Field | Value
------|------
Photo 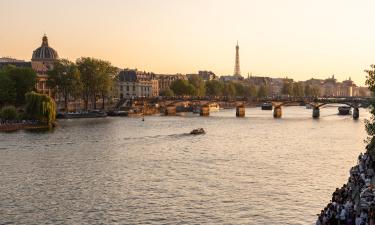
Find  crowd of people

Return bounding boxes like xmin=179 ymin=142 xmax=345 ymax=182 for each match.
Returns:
xmin=317 ymin=152 xmax=375 ymax=225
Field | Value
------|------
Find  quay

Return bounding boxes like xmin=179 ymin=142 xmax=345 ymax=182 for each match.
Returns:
xmin=317 ymin=150 xmax=375 ymax=224
xmin=0 ymin=122 xmax=53 ymax=132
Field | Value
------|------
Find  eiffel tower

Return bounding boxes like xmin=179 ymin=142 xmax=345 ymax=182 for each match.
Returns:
xmin=234 ymin=41 xmax=241 ymax=77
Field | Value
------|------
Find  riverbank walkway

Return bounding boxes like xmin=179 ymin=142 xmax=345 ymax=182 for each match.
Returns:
xmin=317 ymin=152 xmax=375 ymax=225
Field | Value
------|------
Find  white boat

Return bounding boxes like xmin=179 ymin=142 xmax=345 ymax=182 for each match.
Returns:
xmin=208 ymin=103 xmax=220 ymax=112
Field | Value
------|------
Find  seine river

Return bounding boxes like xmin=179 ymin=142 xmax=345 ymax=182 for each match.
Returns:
xmin=0 ymin=106 xmax=370 ymax=224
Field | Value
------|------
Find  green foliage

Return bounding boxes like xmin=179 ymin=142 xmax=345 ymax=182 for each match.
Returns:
xmin=170 ymin=79 xmax=195 ymax=96
xmin=223 ymin=82 xmax=236 ymax=97
xmin=76 ymin=57 xmax=117 ymax=109
xmin=304 ymin=85 xmax=312 ymax=97
xmin=281 ymin=81 xmax=293 ymax=96
xmin=0 ymin=106 xmax=18 ymax=120
xmin=292 ymin=83 xmax=304 ymax=97
xmin=244 ymin=84 xmax=257 ymax=97
xmin=1 ymin=66 xmax=36 ymax=105
xmin=257 ymin=85 xmax=269 ymax=98
xmin=311 ymin=86 xmax=321 ymax=97
xmin=365 ymin=65 xmax=375 ymax=156
xmin=47 ymin=59 xmax=81 ymax=111
xmin=160 ymin=88 xmax=174 ymax=97
xmin=25 ymin=91 xmax=56 ymax=125
xmin=188 ymin=74 xmax=206 ymax=96
xmin=234 ymin=83 xmax=245 ymax=96
xmin=0 ymin=71 xmax=16 ymax=106
xmin=205 ymin=80 xmax=224 ymax=96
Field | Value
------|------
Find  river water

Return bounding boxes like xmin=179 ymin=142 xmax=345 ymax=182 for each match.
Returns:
xmin=0 ymin=106 xmax=370 ymax=224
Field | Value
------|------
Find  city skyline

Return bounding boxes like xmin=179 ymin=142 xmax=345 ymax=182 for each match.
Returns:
xmin=1 ymin=0 xmax=375 ymax=85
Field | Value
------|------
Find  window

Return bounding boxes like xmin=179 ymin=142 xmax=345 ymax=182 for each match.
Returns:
xmin=126 ymin=85 xmax=129 ymax=91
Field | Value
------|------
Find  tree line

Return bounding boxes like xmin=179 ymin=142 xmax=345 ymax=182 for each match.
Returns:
xmin=161 ymin=75 xmax=321 ymax=98
xmin=0 ymin=57 xmax=117 ymax=116
xmin=47 ymin=57 xmax=117 ymax=111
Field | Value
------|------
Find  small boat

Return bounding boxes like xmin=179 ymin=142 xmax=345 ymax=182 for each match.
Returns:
xmin=208 ymin=103 xmax=220 ymax=112
xmin=261 ymin=102 xmax=273 ymax=110
xmin=338 ymin=106 xmax=352 ymax=115
xmin=108 ymin=110 xmax=128 ymax=117
xmin=190 ymin=128 xmax=205 ymax=135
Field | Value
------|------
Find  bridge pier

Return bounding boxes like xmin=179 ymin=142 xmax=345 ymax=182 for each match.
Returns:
xmin=353 ymin=107 xmax=359 ymax=120
xmin=273 ymin=106 xmax=282 ymax=118
xmin=200 ymin=105 xmax=210 ymax=116
xmin=165 ymin=106 xmax=176 ymax=116
xmin=236 ymin=105 xmax=245 ymax=117
xmin=312 ymin=107 xmax=320 ymax=119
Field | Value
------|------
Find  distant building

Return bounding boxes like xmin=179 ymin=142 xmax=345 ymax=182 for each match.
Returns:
xmin=220 ymin=75 xmax=243 ymax=82
xmin=246 ymin=76 xmax=272 ymax=86
xmin=117 ymin=69 xmax=159 ymax=98
xmin=31 ymin=35 xmax=59 ymax=96
xmin=198 ymin=71 xmax=216 ymax=81
xmin=186 ymin=71 xmax=216 ymax=81
xmin=154 ymin=74 xmax=186 ymax=92
xmin=0 ymin=57 xmax=31 ymax=68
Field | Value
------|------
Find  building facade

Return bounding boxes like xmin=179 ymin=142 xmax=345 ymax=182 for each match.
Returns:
xmin=154 ymin=74 xmax=186 ymax=92
xmin=118 ymin=69 xmax=159 ymax=98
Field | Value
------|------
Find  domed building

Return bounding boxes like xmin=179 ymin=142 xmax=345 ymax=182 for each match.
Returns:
xmin=32 ymin=35 xmax=59 ymax=62
xmin=31 ymin=35 xmax=60 ymax=96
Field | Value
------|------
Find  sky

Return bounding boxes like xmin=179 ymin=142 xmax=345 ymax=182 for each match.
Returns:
xmin=1 ymin=0 xmax=375 ymax=85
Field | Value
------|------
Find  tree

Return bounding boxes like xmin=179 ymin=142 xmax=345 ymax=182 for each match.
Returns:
xmin=77 ymin=57 xmax=116 ymax=109
xmin=160 ymin=88 xmax=174 ymax=97
xmin=234 ymin=83 xmax=245 ymax=97
xmin=96 ymin=60 xmax=117 ymax=109
xmin=244 ymin=84 xmax=257 ymax=97
xmin=0 ymin=70 xmax=16 ymax=106
xmin=257 ymin=85 xmax=268 ymax=98
xmin=304 ymin=84 xmax=312 ymax=97
xmin=0 ymin=106 xmax=18 ymax=121
xmin=188 ymin=74 xmax=206 ymax=96
xmin=205 ymin=80 xmax=224 ymax=96
xmin=292 ymin=82 xmax=304 ymax=97
xmin=281 ymin=81 xmax=293 ymax=96
xmin=4 ymin=66 xmax=37 ymax=105
xmin=364 ymin=65 xmax=375 ymax=156
xmin=25 ymin=91 xmax=56 ymax=126
xmin=47 ymin=59 xmax=81 ymax=112
xmin=223 ymin=82 xmax=236 ymax=97
xmin=311 ymin=86 xmax=321 ymax=97
xmin=170 ymin=79 xmax=195 ymax=96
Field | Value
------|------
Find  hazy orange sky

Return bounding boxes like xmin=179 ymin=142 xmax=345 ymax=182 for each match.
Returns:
xmin=1 ymin=0 xmax=375 ymax=85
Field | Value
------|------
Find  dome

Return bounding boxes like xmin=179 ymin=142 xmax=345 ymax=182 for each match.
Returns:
xmin=32 ymin=35 xmax=59 ymax=61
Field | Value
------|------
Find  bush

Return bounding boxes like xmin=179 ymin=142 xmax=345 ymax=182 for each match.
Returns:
xmin=1 ymin=106 xmax=18 ymax=120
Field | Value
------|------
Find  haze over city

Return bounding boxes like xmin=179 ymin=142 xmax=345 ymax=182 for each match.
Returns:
xmin=3 ymin=1 xmax=375 ymax=224
xmin=1 ymin=0 xmax=375 ymax=85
